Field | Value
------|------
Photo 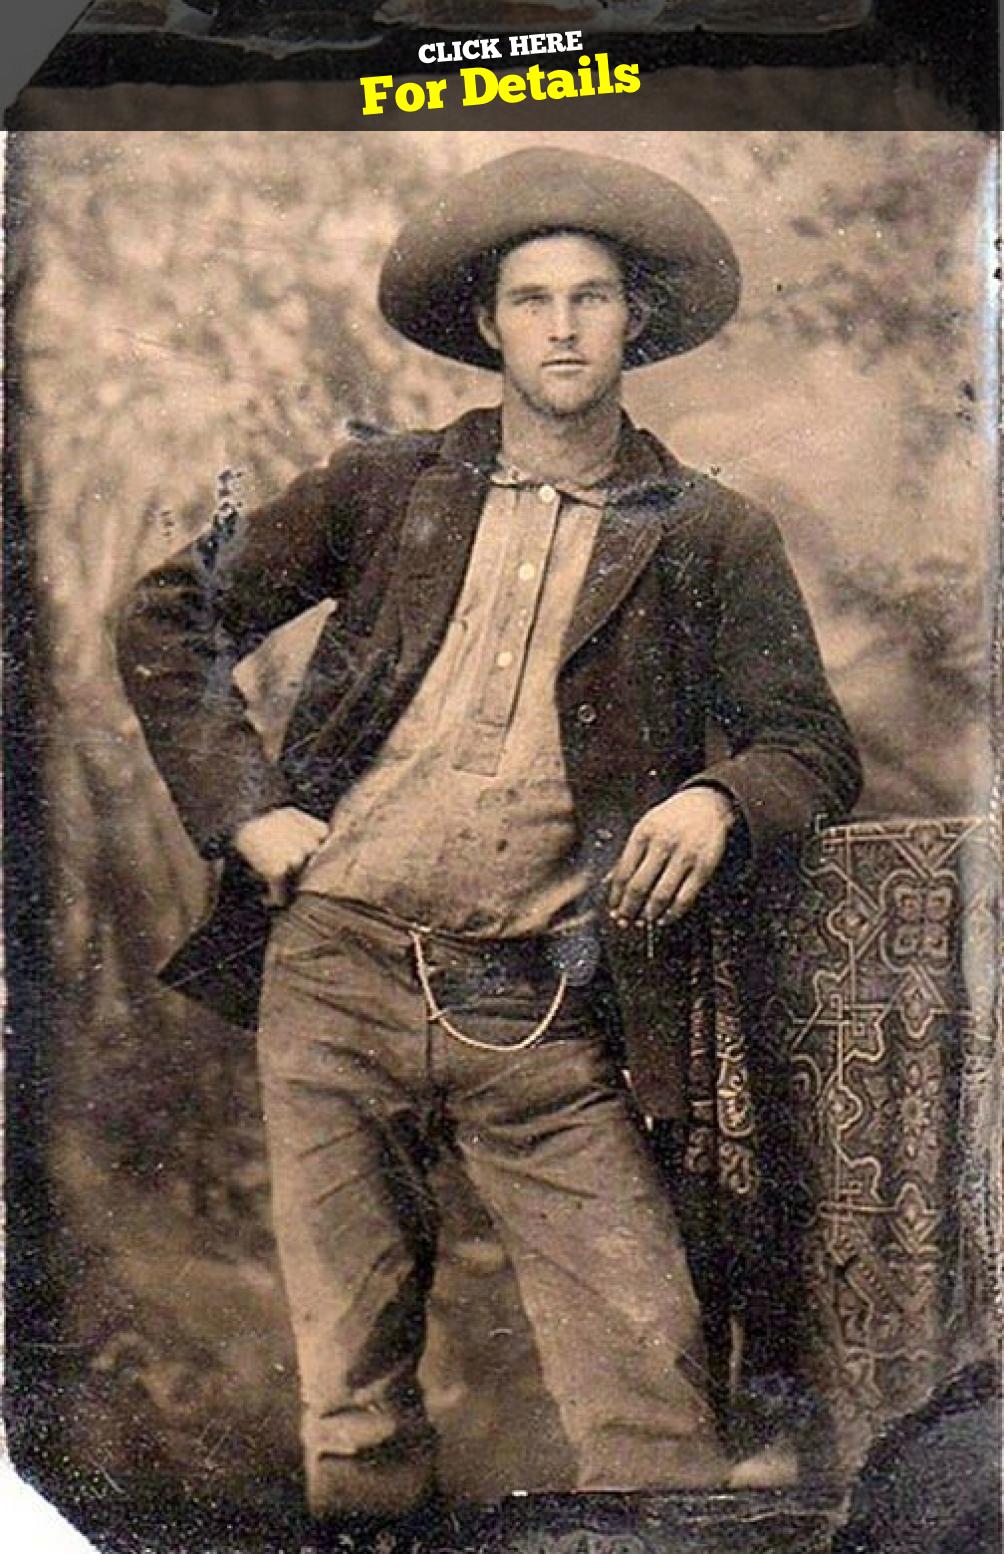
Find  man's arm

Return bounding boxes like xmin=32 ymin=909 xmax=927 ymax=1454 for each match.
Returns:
xmin=609 ymin=498 xmax=862 ymax=927
xmin=115 ymin=448 xmax=362 ymax=861
xmin=697 ymin=504 xmax=863 ymax=853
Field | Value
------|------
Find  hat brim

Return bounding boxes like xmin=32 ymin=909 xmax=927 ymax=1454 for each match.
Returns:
xmin=378 ymin=147 xmax=741 ymax=371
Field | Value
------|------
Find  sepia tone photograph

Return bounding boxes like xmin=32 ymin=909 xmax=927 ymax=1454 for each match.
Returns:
xmin=4 ymin=130 xmax=1001 ymax=1552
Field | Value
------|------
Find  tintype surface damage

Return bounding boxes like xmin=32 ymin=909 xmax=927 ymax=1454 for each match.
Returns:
xmin=4 ymin=129 xmax=1000 ymax=1554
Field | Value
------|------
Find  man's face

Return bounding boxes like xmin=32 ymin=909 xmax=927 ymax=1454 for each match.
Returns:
xmin=476 ymin=231 xmax=645 ymax=420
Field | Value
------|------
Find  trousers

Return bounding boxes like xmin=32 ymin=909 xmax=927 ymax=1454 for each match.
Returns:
xmin=256 ymin=892 xmax=730 ymax=1517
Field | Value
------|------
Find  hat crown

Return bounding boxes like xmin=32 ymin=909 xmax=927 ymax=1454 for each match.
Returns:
xmin=379 ymin=146 xmax=741 ymax=371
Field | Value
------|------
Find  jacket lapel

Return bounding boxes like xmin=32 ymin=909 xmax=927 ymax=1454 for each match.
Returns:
xmin=393 ymin=410 xmax=501 ymax=678
xmin=391 ymin=407 xmax=683 ymax=676
xmin=561 ymin=421 xmax=680 ymax=666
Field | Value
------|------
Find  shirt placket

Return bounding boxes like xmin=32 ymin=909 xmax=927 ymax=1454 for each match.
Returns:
xmin=452 ymin=483 xmax=562 ymax=778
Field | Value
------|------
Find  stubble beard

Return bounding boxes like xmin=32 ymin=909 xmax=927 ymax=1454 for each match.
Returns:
xmin=512 ymin=368 xmax=622 ymax=425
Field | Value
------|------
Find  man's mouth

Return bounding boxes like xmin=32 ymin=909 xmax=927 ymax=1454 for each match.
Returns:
xmin=542 ymin=358 xmax=587 ymax=369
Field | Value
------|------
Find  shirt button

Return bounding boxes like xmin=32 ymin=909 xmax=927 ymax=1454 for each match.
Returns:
xmin=517 ymin=561 xmax=536 ymax=582
xmin=576 ymin=701 xmax=597 ymax=724
xmin=496 ymin=649 xmax=514 ymax=669
xmin=538 ymin=484 xmax=557 ymax=504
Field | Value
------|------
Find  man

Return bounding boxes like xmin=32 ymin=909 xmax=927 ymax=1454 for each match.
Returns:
xmin=117 ymin=147 xmax=861 ymax=1522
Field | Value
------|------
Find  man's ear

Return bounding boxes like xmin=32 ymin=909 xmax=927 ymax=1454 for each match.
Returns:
xmin=476 ymin=306 xmax=501 ymax=354
xmin=625 ymin=295 xmax=651 ymax=345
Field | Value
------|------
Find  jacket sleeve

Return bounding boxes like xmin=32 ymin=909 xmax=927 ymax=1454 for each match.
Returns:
xmin=685 ymin=499 xmax=862 ymax=864
xmin=115 ymin=444 xmax=366 ymax=856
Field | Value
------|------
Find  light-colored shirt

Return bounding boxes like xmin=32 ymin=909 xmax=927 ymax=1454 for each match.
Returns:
xmin=298 ymin=465 xmax=605 ymax=937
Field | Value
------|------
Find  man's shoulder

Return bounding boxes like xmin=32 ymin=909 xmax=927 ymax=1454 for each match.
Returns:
xmin=324 ymin=407 xmax=494 ymax=489
xmin=269 ymin=408 xmax=493 ymax=547
xmin=324 ymin=419 xmax=446 ymax=488
xmin=676 ymin=465 xmax=772 ymax=528
xmin=636 ymin=435 xmax=780 ymax=553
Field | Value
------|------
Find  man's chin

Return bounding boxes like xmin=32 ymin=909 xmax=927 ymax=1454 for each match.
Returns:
xmin=530 ymin=386 xmax=609 ymax=420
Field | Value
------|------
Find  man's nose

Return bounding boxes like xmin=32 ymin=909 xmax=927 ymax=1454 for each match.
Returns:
xmin=547 ymin=298 xmax=577 ymax=341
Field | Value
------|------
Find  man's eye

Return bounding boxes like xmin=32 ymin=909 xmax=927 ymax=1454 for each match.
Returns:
xmin=578 ymin=289 xmax=612 ymax=305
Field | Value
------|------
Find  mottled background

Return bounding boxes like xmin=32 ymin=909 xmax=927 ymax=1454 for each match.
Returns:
xmin=7 ymin=131 xmax=997 ymax=1514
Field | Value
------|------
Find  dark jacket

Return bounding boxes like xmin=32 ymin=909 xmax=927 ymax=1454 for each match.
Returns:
xmin=116 ymin=406 xmax=861 ymax=1116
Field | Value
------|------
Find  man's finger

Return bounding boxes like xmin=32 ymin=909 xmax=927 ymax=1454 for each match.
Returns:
xmin=645 ymin=858 xmax=696 ymax=924
xmin=607 ymin=828 xmax=650 ymax=910
xmin=287 ymin=835 xmax=325 ymax=879
xmin=264 ymin=874 xmax=291 ymax=909
xmin=611 ymin=842 xmax=670 ymax=925
xmin=659 ymin=869 xmax=706 ymax=924
xmin=292 ymin=813 xmax=329 ymax=848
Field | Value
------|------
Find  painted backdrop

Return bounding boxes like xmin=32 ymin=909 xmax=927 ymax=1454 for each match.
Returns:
xmin=8 ymin=130 xmax=997 ymax=1513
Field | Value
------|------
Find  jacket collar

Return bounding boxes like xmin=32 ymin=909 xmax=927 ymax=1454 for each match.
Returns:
xmin=436 ymin=404 xmax=680 ymax=498
xmin=394 ymin=406 xmax=683 ymax=675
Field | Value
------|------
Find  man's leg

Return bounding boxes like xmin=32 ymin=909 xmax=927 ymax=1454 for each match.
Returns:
xmin=256 ymin=896 xmax=440 ymax=1519
xmin=445 ymin=986 xmax=732 ymax=1491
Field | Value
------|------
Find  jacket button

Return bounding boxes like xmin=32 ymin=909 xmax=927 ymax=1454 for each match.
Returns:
xmin=576 ymin=702 xmax=598 ymax=725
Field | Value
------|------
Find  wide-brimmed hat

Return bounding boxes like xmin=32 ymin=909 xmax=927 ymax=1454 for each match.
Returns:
xmin=378 ymin=147 xmax=741 ymax=370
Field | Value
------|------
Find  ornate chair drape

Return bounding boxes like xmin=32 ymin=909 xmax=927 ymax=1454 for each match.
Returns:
xmin=671 ymin=816 xmax=1001 ymax=1471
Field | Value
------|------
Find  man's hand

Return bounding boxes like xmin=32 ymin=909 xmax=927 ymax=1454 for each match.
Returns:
xmin=607 ymin=787 xmax=737 ymax=929
xmin=232 ymin=807 xmax=329 ymax=907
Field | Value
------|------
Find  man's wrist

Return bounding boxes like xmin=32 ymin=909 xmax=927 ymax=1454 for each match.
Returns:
xmin=682 ymin=781 xmax=751 ymax=871
xmin=685 ymin=781 xmax=740 ymax=829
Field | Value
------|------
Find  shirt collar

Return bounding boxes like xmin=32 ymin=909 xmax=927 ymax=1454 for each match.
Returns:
xmin=488 ymin=459 xmax=610 ymax=510
xmin=438 ymin=407 xmax=682 ymax=509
